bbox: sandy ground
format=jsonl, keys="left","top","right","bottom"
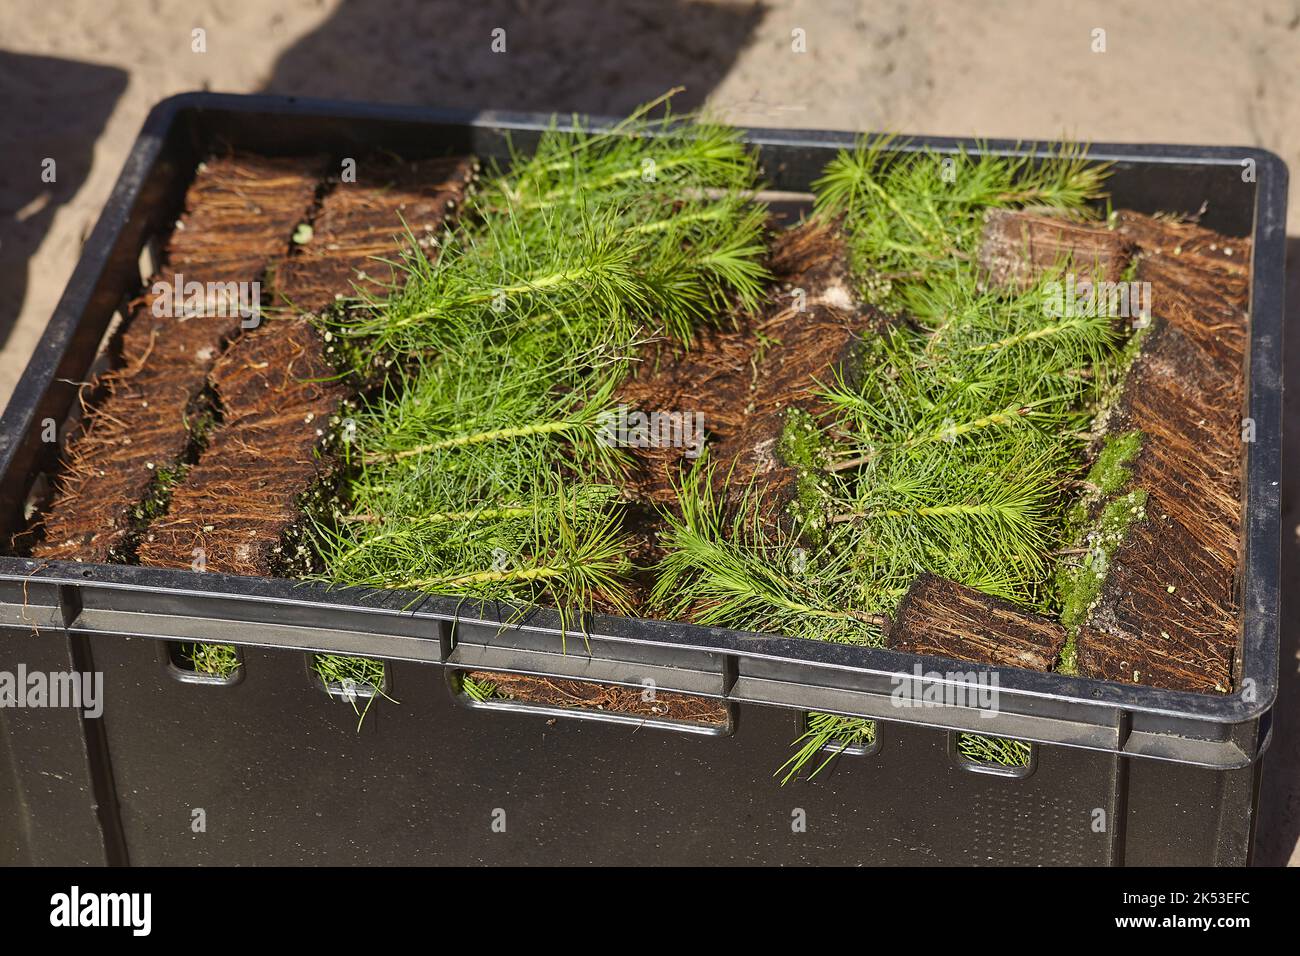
{"left": 2, "top": 0, "right": 1299, "bottom": 864}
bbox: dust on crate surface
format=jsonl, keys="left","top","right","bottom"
{"left": 15, "top": 136, "right": 1253, "bottom": 700}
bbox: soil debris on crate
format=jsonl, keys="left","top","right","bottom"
{"left": 977, "top": 207, "right": 1133, "bottom": 290}
{"left": 32, "top": 154, "right": 322, "bottom": 563}
{"left": 137, "top": 156, "right": 476, "bottom": 575}
{"left": 462, "top": 670, "right": 729, "bottom": 725}
{"left": 1070, "top": 213, "right": 1249, "bottom": 693}
{"left": 888, "top": 573, "right": 1068, "bottom": 671}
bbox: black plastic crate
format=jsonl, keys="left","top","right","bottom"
{"left": 0, "top": 93, "right": 1285, "bottom": 865}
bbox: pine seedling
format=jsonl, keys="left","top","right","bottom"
{"left": 649, "top": 139, "right": 1121, "bottom": 776}
{"left": 804, "top": 143, "right": 1123, "bottom": 610}
{"left": 828, "top": 442, "right": 1064, "bottom": 610}
{"left": 319, "top": 475, "right": 634, "bottom": 631}
{"left": 461, "top": 673, "right": 501, "bottom": 703}
{"left": 956, "top": 733, "right": 1033, "bottom": 768}
{"left": 480, "top": 97, "right": 761, "bottom": 215}
{"left": 322, "top": 479, "right": 623, "bottom": 585}
{"left": 813, "top": 136, "right": 1108, "bottom": 311}
{"left": 777, "top": 713, "right": 877, "bottom": 784}
{"left": 311, "top": 654, "right": 394, "bottom": 730}
{"left": 334, "top": 100, "right": 769, "bottom": 361}
{"left": 177, "top": 642, "right": 240, "bottom": 679}
{"left": 652, "top": 459, "right": 886, "bottom": 645}
{"left": 354, "top": 362, "right": 629, "bottom": 482}
{"left": 820, "top": 275, "right": 1110, "bottom": 475}
{"left": 338, "top": 206, "right": 648, "bottom": 359}
{"left": 323, "top": 100, "right": 774, "bottom": 629}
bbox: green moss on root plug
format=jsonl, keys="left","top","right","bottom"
{"left": 109, "top": 462, "right": 191, "bottom": 563}
{"left": 1056, "top": 488, "right": 1149, "bottom": 672}
{"left": 1056, "top": 430, "right": 1148, "bottom": 673}
{"left": 1088, "top": 429, "right": 1143, "bottom": 495}
{"left": 777, "top": 407, "right": 832, "bottom": 536}
{"left": 777, "top": 407, "right": 823, "bottom": 471}
{"left": 1063, "top": 430, "right": 1144, "bottom": 533}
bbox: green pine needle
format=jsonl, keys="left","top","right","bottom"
{"left": 311, "top": 654, "right": 395, "bottom": 731}
{"left": 177, "top": 642, "right": 239, "bottom": 679}
{"left": 777, "top": 712, "right": 877, "bottom": 784}
{"left": 956, "top": 733, "right": 1033, "bottom": 768}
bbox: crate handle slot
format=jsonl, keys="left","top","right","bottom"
{"left": 950, "top": 731, "right": 1036, "bottom": 779}
{"left": 448, "top": 668, "right": 733, "bottom": 737}
{"left": 307, "top": 653, "right": 388, "bottom": 702}
{"left": 160, "top": 640, "right": 244, "bottom": 686}
{"left": 803, "top": 711, "right": 880, "bottom": 758}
